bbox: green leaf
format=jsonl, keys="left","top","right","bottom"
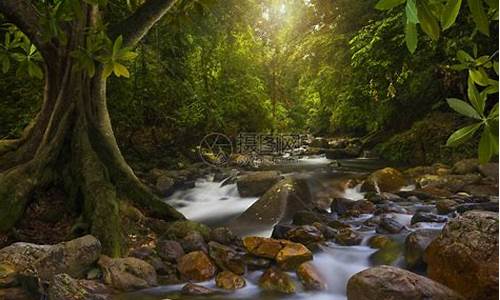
{"left": 447, "top": 98, "right": 482, "bottom": 119}
{"left": 482, "top": 84, "right": 499, "bottom": 95}
{"left": 1, "top": 57, "right": 10, "bottom": 73}
{"left": 417, "top": 0, "right": 440, "bottom": 40}
{"left": 113, "top": 63, "right": 130, "bottom": 78}
{"left": 488, "top": 102, "right": 499, "bottom": 119}
{"left": 469, "top": 68, "right": 490, "bottom": 86}
{"left": 446, "top": 122, "right": 482, "bottom": 146}
{"left": 467, "top": 76, "right": 483, "bottom": 113}
{"left": 375, "top": 0, "right": 405, "bottom": 10}
{"left": 441, "top": 0, "right": 462, "bottom": 29}
{"left": 478, "top": 126, "right": 493, "bottom": 163}
{"left": 406, "top": 0, "right": 419, "bottom": 23}
{"left": 27, "top": 61, "right": 43, "bottom": 79}
{"left": 457, "top": 50, "right": 474, "bottom": 63}
{"left": 405, "top": 21, "right": 418, "bottom": 53}
{"left": 494, "top": 61, "right": 499, "bottom": 75}
{"left": 112, "top": 35, "right": 123, "bottom": 58}
{"left": 467, "top": 0, "right": 490, "bottom": 35}
{"left": 103, "top": 63, "right": 114, "bottom": 78}
{"left": 475, "top": 55, "right": 490, "bottom": 65}
{"left": 450, "top": 63, "right": 468, "bottom": 71}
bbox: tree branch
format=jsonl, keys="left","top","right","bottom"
{"left": 109, "top": 0, "right": 179, "bottom": 48}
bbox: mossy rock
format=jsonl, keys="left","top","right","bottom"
{"left": 161, "top": 221, "right": 212, "bottom": 241}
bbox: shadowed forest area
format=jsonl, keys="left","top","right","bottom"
{"left": 0, "top": 0, "right": 498, "bottom": 300}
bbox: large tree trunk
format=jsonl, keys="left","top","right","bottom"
{"left": 0, "top": 7, "right": 184, "bottom": 255}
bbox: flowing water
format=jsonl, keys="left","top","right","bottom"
{"left": 115, "top": 155, "right": 439, "bottom": 300}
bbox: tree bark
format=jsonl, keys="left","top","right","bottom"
{"left": 0, "top": 1, "right": 184, "bottom": 256}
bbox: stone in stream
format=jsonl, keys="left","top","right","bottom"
{"left": 361, "top": 167, "right": 406, "bottom": 193}
{"left": 367, "top": 235, "right": 393, "bottom": 249}
{"left": 375, "top": 216, "right": 404, "bottom": 234}
{"left": 161, "top": 220, "right": 212, "bottom": 240}
{"left": 242, "top": 255, "right": 271, "bottom": 270}
{"left": 425, "top": 210, "right": 498, "bottom": 300}
{"left": 181, "top": 231, "right": 208, "bottom": 253}
{"left": 410, "top": 212, "right": 447, "bottom": 225}
{"left": 452, "top": 158, "right": 479, "bottom": 175}
{"left": 236, "top": 171, "right": 283, "bottom": 197}
{"left": 215, "top": 271, "right": 246, "bottom": 290}
{"left": 181, "top": 282, "right": 216, "bottom": 295}
{"left": 292, "top": 210, "right": 336, "bottom": 226}
{"left": 98, "top": 255, "right": 157, "bottom": 291}
{"left": 312, "top": 222, "right": 337, "bottom": 239}
{"left": 155, "top": 175, "right": 175, "bottom": 195}
{"left": 456, "top": 201, "right": 499, "bottom": 213}
{"left": 229, "top": 177, "right": 313, "bottom": 236}
{"left": 436, "top": 199, "right": 458, "bottom": 214}
{"left": 243, "top": 236, "right": 284, "bottom": 259}
{"left": 48, "top": 273, "right": 109, "bottom": 300}
{"left": 259, "top": 267, "right": 296, "bottom": 294}
{"left": 208, "top": 242, "right": 245, "bottom": 275}
{"left": 296, "top": 262, "right": 327, "bottom": 291}
{"left": 275, "top": 242, "right": 313, "bottom": 270}
{"left": 176, "top": 251, "right": 217, "bottom": 282}
{"left": 334, "top": 228, "right": 362, "bottom": 246}
{"left": 369, "top": 238, "right": 402, "bottom": 265}
{"left": 271, "top": 224, "right": 296, "bottom": 239}
{"left": 346, "top": 265, "right": 465, "bottom": 300}
{"left": 155, "top": 240, "right": 184, "bottom": 263}
{"left": 404, "top": 229, "right": 439, "bottom": 269}
{"left": 285, "top": 225, "right": 325, "bottom": 244}
{"left": 209, "top": 227, "right": 241, "bottom": 246}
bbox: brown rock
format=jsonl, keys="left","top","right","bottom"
{"left": 296, "top": 262, "right": 326, "bottom": 290}
{"left": 275, "top": 242, "right": 313, "bottom": 270}
{"left": 215, "top": 271, "right": 246, "bottom": 290}
{"left": 177, "top": 251, "right": 217, "bottom": 281}
{"left": 0, "top": 287, "right": 34, "bottom": 300}
{"left": 425, "top": 210, "right": 498, "bottom": 300}
{"left": 181, "top": 283, "right": 215, "bottom": 295}
{"left": 236, "top": 171, "right": 282, "bottom": 197}
{"left": 242, "top": 236, "right": 284, "bottom": 259}
{"left": 156, "top": 240, "right": 184, "bottom": 262}
{"left": 259, "top": 267, "right": 296, "bottom": 294}
{"left": 367, "top": 235, "right": 392, "bottom": 249}
{"left": 285, "top": 225, "right": 324, "bottom": 244}
{"left": 335, "top": 228, "right": 362, "bottom": 246}
{"left": 361, "top": 167, "right": 406, "bottom": 193}
{"left": 208, "top": 242, "right": 245, "bottom": 275}
{"left": 347, "top": 265, "right": 465, "bottom": 300}
{"left": 98, "top": 255, "right": 157, "bottom": 291}
{"left": 436, "top": 199, "right": 458, "bottom": 215}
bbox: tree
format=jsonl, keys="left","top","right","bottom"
{"left": 0, "top": 0, "right": 185, "bottom": 256}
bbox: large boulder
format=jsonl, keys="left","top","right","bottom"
{"left": 229, "top": 177, "right": 313, "bottom": 236}
{"left": 98, "top": 255, "right": 157, "bottom": 291}
{"left": 404, "top": 229, "right": 439, "bottom": 269}
{"left": 361, "top": 168, "right": 406, "bottom": 193}
{"left": 346, "top": 265, "right": 465, "bottom": 300}
{"left": 177, "top": 251, "right": 217, "bottom": 281}
{"left": 425, "top": 210, "right": 498, "bottom": 300}
{"left": 0, "top": 235, "right": 101, "bottom": 282}
{"left": 236, "top": 171, "right": 283, "bottom": 197}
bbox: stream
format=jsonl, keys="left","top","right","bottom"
{"left": 115, "top": 155, "right": 441, "bottom": 300}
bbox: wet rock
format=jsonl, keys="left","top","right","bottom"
{"left": 324, "top": 148, "right": 358, "bottom": 159}
{"left": 181, "top": 231, "right": 208, "bottom": 253}
{"left": 98, "top": 255, "right": 156, "bottom": 291}
{"left": 452, "top": 158, "right": 479, "bottom": 175}
{"left": 243, "top": 237, "right": 284, "bottom": 259}
{"left": 0, "top": 263, "right": 17, "bottom": 288}
{"left": 208, "top": 242, "right": 245, "bottom": 275}
{"left": 285, "top": 225, "right": 324, "bottom": 244}
{"left": 396, "top": 190, "right": 435, "bottom": 200}
{"left": 236, "top": 171, "right": 282, "bottom": 197}
{"left": 351, "top": 200, "right": 376, "bottom": 214}
{"left": 436, "top": 199, "right": 458, "bottom": 214}
{"left": 331, "top": 198, "right": 354, "bottom": 215}
{"left": 162, "top": 221, "right": 212, "bottom": 240}
{"left": 209, "top": 227, "right": 241, "bottom": 246}
{"left": 292, "top": 210, "right": 335, "bottom": 226}
{"left": 215, "top": 271, "right": 246, "bottom": 290}
{"left": 478, "top": 163, "right": 499, "bottom": 180}
{"left": 376, "top": 217, "right": 404, "bottom": 234}
{"left": 181, "top": 283, "right": 215, "bottom": 295}
{"left": 347, "top": 265, "right": 465, "bottom": 300}
{"left": 242, "top": 255, "right": 271, "bottom": 270}
{"left": 48, "top": 273, "right": 108, "bottom": 300}
{"left": 462, "top": 184, "right": 499, "bottom": 197}
{"left": 155, "top": 175, "right": 175, "bottom": 195}
{"left": 416, "top": 174, "right": 482, "bottom": 192}
{"left": 456, "top": 201, "right": 499, "bottom": 213}
{"left": 177, "top": 251, "right": 216, "bottom": 282}
{"left": 335, "top": 228, "right": 362, "bottom": 246}
{"left": 425, "top": 210, "right": 498, "bottom": 299}
{"left": 296, "top": 262, "right": 326, "bottom": 291}
{"left": 410, "top": 212, "right": 447, "bottom": 225}
{"left": 312, "top": 222, "right": 337, "bottom": 239}
{"left": 361, "top": 168, "right": 406, "bottom": 193}
{"left": 0, "top": 235, "right": 101, "bottom": 282}
{"left": 309, "top": 137, "right": 328, "bottom": 148}
{"left": 327, "top": 219, "right": 351, "bottom": 230}
{"left": 374, "top": 203, "right": 408, "bottom": 215}
{"left": 275, "top": 242, "right": 313, "bottom": 270}
{"left": 156, "top": 240, "right": 184, "bottom": 263}
{"left": 259, "top": 267, "right": 296, "bottom": 294}
{"left": 271, "top": 224, "right": 296, "bottom": 239}
{"left": 156, "top": 261, "right": 180, "bottom": 284}
{"left": 405, "top": 229, "right": 439, "bottom": 269}
{"left": 370, "top": 239, "right": 402, "bottom": 265}
{"left": 367, "top": 235, "right": 392, "bottom": 249}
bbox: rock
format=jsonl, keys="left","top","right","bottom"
{"left": 361, "top": 168, "right": 406, "bottom": 193}
{"left": 259, "top": 267, "right": 296, "bottom": 294}
{"left": 0, "top": 235, "right": 101, "bottom": 282}
{"left": 296, "top": 262, "right": 326, "bottom": 291}
{"left": 425, "top": 210, "right": 498, "bottom": 299}
{"left": 0, "top": 287, "right": 34, "bottom": 300}
{"left": 351, "top": 200, "right": 376, "bottom": 214}
{"left": 181, "top": 283, "right": 215, "bottom": 295}
{"left": 0, "top": 263, "right": 17, "bottom": 288}
{"left": 155, "top": 175, "right": 175, "bottom": 195}
{"left": 215, "top": 271, "right": 246, "bottom": 290}
{"left": 275, "top": 242, "right": 313, "bottom": 270}
{"left": 369, "top": 239, "right": 402, "bottom": 265}
{"left": 376, "top": 217, "right": 404, "bottom": 234}
{"left": 436, "top": 199, "right": 458, "bottom": 214}
{"left": 452, "top": 158, "right": 479, "bottom": 175}
{"left": 346, "top": 265, "right": 465, "bottom": 300}
{"left": 271, "top": 224, "right": 296, "bottom": 239}
{"left": 292, "top": 210, "right": 335, "bottom": 226}
{"left": 312, "top": 222, "right": 337, "bottom": 239}
{"left": 181, "top": 231, "right": 208, "bottom": 253}
{"left": 416, "top": 174, "right": 482, "bottom": 192}
{"left": 209, "top": 227, "right": 240, "bottom": 246}
{"left": 309, "top": 137, "right": 328, "bottom": 148}
{"left": 243, "top": 236, "right": 284, "bottom": 259}
{"left": 48, "top": 273, "right": 107, "bottom": 300}
{"left": 98, "top": 255, "right": 157, "bottom": 291}
{"left": 285, "top": 225, "right": 324, "bottom": 244}
{"left": 330, "top": 198, "right": 354, "bottom": 215}
{"left": 162, "top": 221, "right": 212, "bottom": 240}
{"left": 374, "top": 203, "right": 408, "bottom": 215}
{"left": 324, "top": 148, "right": 358, "bottom": 159}
{"left": 229, "top": 177, "right": 313, "bottom": 236}
{"left": 404, "top": 229, "right": 439, "bottom": 269}
{"left": 335, "top": 228, "right": 362, "bottom": 246}
{"left": 157, "top": 261, "right": 180, "bottom": 284}
{"left": 156, "top": 240, "right": 184, "bottom": 263}
{"left": 456, "top": 202, "right": 499, "bottom": 213}
{"left": 208, "top": 242, "right": 245, "bottom": 275}
{"left": 177, "top": 251, "right": 217, "bottom": 282}
{"left": 478, "top": 163, "right": 499, "bottom": 180}
{"left": 236, "top": 171, "right": 282, "bottom": 197}
{"left": 462, "top": 184, "right": 499, "bottom": 197}
{"left": 368, "top": 235, "right": 392, "bottom": 249}
{"left": 410, "top": 212, "right": 447, "bottom": 225}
